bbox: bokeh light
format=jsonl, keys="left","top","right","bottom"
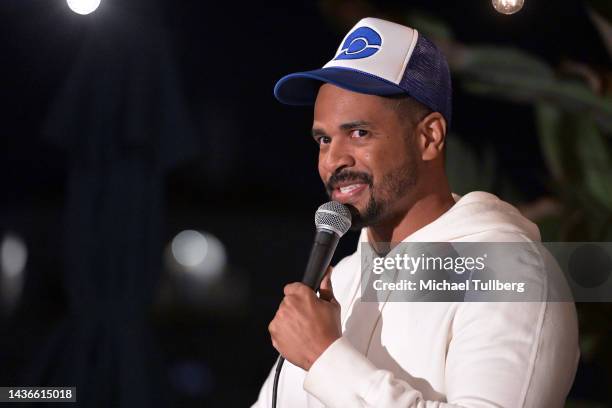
{"left": 1, "top": 233, "right": 27, "bottom": 279}
{"left": 492, "top": 0, "right": 524, "bottom": 15}
{"left": 169, "top": 230, "right": 227, "bottom": 281}
{"left": 66, "top": 0, "right": 101, "bottom": 15}
{"left": 0, "top": 232, "right": 27, "bottom": 314}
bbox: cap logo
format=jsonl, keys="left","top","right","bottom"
{"left": 334, "top": 26, "right": 382, "bottom": 61}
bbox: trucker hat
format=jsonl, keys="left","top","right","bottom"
{"left": 274, "top": 17, "right": 452, "bottom": 125}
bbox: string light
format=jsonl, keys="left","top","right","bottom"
{"left": 492, "top": 0, "right": 524, "bottom": 15}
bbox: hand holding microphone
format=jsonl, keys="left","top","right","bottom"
{"left": 268, "top": 202, "right": 352, "bottom": 371}
{"left": 268, "top": 267, "right": 341, "bottom": 370}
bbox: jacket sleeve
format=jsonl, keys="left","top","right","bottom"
{"left": 303, "top": 301, "right": 579, "bottom": 408}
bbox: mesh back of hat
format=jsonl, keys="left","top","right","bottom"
{"left": 399, "top": 35, "right": 452, "bottom": 125}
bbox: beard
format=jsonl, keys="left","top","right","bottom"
{"left": 325, "top": 156, "right": 418, "bottom": 231}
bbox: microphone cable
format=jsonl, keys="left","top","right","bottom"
{"left": 271, "top": 354, "right": 285, "bottom": 408}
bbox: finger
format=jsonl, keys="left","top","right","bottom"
{"left": 319, "top": 266, "right": 333, "bottom": 292}
{"left": 284, "top": 282, "right": 310, "bottom": 296}
{"left": 318, "top": 266, "right": 336, "bottom": 302}
{"left": 268, "top": 319, "right": 276, "bottom": 335}
{"left": 280, "top": 294, "right": 296, "bottom": 310}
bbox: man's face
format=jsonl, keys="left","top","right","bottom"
{"left": 313, "top": 83, "right": 420, "bottom": 230}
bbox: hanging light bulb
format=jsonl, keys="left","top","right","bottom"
{"left": 492, "top": 0, "right": 524, "bottom": 15}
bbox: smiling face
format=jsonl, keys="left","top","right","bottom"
{"left": 313, "top": 84, "right": 424, "bottom": 230}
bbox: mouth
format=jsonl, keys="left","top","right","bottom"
{"left": 331, "top": 182, "right": 369, "bottom": 203}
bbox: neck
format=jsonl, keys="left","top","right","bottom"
{"left": 366, "top": 183, "right": 455, "bottom": 247}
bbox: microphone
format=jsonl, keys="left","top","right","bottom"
{"left": 272, "top": 201, "right": 351, "bottom": 408}
{"left": 302, "top": 201, "right": 353, "bottom": 290}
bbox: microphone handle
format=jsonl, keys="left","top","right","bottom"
{"left": 301, "top": 229, "right": 339, "bottom": 290}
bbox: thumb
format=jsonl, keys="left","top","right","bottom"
{"left": 318, "top": 266, "right": 336, "bottom": 302}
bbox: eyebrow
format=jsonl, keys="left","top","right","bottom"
{"left": 339, "top": 120, "right": 372, "bottom": 130}
{"left": 312, "top": 127, "right": 326, "bottom": 138}
{"left": 311, "top": 121, "right": 373, "bottom": 138}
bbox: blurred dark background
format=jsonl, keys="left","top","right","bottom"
{"left": 0, "top": 0, "right": 610, "bottom": 407}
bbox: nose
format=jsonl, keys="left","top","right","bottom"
{"left": 321, "top": 137, "right": 355, "bottom": 174}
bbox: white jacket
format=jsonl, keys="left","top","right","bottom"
{"left": 252, "top": 192, "right": 579, "bottom": 407}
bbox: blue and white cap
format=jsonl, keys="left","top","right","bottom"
{"left": 274, "top": 17, "right": 452, "bottom": 125}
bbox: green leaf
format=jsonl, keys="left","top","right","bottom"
{"left": 587, "top": 6, "right": 612, "bottom": 59}
{"left": 406, "top": 11, "right": 454, "bottom": 40}
{"left": 459, "top": 47, "right": 554, "bottom": 81}
{"left": 445, "top": 135, "right": 495, "bottom": 194}
{"left": 535, "top": 103, "right": 565, "bottom": 182}
{"left": 574, "top": 116, "right": 612, "bottom": 210}
{"left": 455, "top": 47, "right": 612, "bottom": 133}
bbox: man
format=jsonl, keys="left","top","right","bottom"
{"left": 253, "top": 17, "right": 579, "bottom": 407}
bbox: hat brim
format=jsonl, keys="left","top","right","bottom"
{"left": 274, "top": 67, "right": 406, "bottom": 105}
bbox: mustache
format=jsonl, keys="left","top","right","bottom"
{"left": 325, "top": 170, "right": 373, "bottom": 193}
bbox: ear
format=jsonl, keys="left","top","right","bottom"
{"left": 415, "top": 112, "right": 447, "bottom": 161}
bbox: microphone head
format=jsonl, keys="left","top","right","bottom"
{"left": 315, "top": 201, "right": 352, "bottom": 237}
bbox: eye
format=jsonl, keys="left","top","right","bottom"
{"left": 351, "top": 129, "right": 369, "bottom": 138}
{"left": 316, "top": 135, "right": 331, "bottom": 145}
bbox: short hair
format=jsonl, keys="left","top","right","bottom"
{"left": 383, "top": 95, "right": 446, "bottom": 158}
{"left": 384, "top": 95, "right": 433, "bottom": 132}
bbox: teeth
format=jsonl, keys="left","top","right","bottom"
{"left": 339, "top": 184, "right": 362, "bottom": 194}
